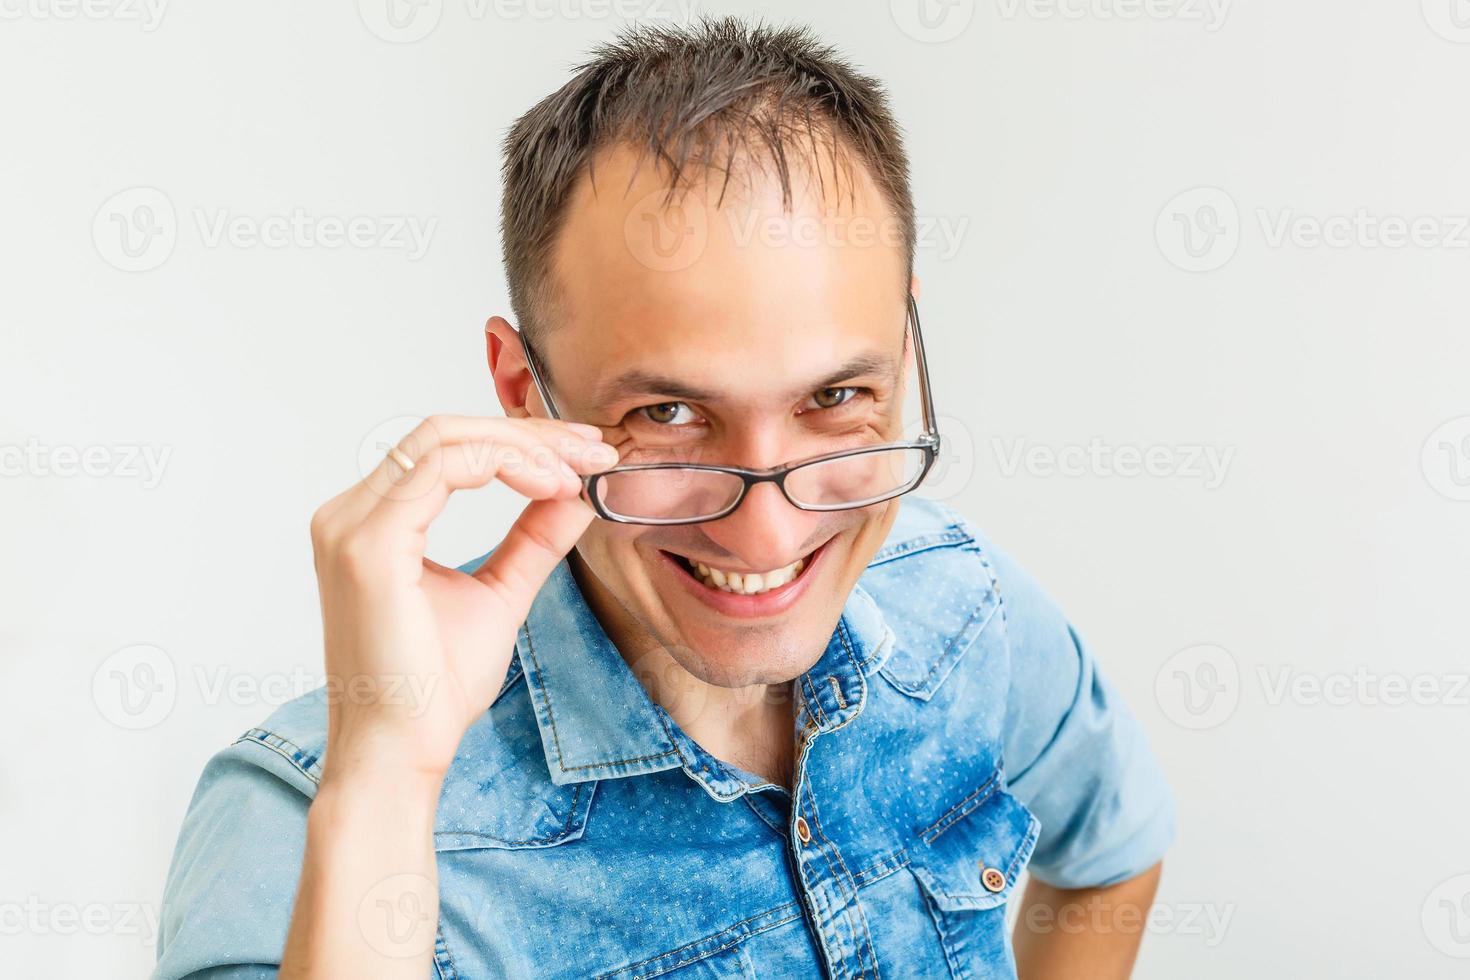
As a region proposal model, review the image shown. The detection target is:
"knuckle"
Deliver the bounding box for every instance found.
[309,505,339,550]
[337,533,383,580]
[403,417,445,457]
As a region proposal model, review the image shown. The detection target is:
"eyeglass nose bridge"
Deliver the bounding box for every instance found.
[723,464,805,515]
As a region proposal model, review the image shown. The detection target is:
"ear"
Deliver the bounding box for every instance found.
[485,316,534,419]
[909,273,922,302]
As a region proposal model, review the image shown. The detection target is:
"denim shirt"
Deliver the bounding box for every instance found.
[154,499,1174,979]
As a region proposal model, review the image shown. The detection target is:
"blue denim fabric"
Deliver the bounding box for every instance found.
[154,499,1174,979]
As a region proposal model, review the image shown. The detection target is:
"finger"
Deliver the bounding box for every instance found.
[356,415,603,503]
[469,497,596,617]
[358,439,608,541]
[335,419,612,530]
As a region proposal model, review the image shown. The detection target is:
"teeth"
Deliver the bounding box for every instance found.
[687,556,807,595]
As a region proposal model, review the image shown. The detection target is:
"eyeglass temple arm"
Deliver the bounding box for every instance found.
[907,294,941,446]
[518,328,567,421]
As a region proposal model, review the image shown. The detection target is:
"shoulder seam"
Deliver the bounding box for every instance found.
[232,727,323,788]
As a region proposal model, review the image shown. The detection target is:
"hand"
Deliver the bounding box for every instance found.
[307,415,618,787]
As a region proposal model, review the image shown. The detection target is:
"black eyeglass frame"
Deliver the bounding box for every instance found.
[519,295,942,526]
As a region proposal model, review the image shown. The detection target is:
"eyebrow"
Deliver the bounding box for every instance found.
[591,351,901,406]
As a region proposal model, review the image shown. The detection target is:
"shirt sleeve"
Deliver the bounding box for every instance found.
[986,537,1176,889]
[152,740,313,980]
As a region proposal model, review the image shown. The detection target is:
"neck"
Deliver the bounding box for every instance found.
[569,551,799,788]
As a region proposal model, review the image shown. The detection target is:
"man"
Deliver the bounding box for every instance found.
[155,18,1173,980]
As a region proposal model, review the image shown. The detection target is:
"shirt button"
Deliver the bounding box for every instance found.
[794,816,812,844]
[980,866,1006,892]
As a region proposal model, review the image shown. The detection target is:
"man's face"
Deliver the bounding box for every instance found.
[508,143,914,688]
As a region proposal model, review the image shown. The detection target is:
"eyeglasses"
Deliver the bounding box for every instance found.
[520,295,941,526]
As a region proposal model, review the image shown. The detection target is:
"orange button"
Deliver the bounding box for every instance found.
[794,816,811,844]
[980,866,1006,893]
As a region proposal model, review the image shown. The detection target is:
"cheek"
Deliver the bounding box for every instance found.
[848,501,901,560]
[577,522,650,574]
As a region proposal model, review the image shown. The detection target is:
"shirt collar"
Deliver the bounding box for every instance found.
[517,558,897,792]
[516,560,683,786]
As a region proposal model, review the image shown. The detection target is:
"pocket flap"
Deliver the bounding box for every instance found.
[910,781,1040,912]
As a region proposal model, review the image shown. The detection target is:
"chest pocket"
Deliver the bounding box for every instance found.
[909,772,1040,979]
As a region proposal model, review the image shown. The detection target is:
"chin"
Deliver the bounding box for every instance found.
[665,627,830,689]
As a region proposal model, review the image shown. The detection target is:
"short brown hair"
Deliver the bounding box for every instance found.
[500,16,916,344]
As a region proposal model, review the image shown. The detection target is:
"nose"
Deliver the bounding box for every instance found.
[700,477,822,571]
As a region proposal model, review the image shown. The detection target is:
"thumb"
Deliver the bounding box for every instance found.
[470,497,595,619]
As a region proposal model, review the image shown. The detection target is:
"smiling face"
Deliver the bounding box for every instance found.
[491,141,916,689]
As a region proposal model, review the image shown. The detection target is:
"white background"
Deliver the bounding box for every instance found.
[3,1,1469,976]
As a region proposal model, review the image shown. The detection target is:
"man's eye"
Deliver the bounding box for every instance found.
[638,402,696,425]
[809,387,860,410]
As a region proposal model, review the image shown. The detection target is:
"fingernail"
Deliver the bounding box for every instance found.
[589,443,620,466]
[567,422,604,440]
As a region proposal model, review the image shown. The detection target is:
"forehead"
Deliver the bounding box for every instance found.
[541,142,908,403]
